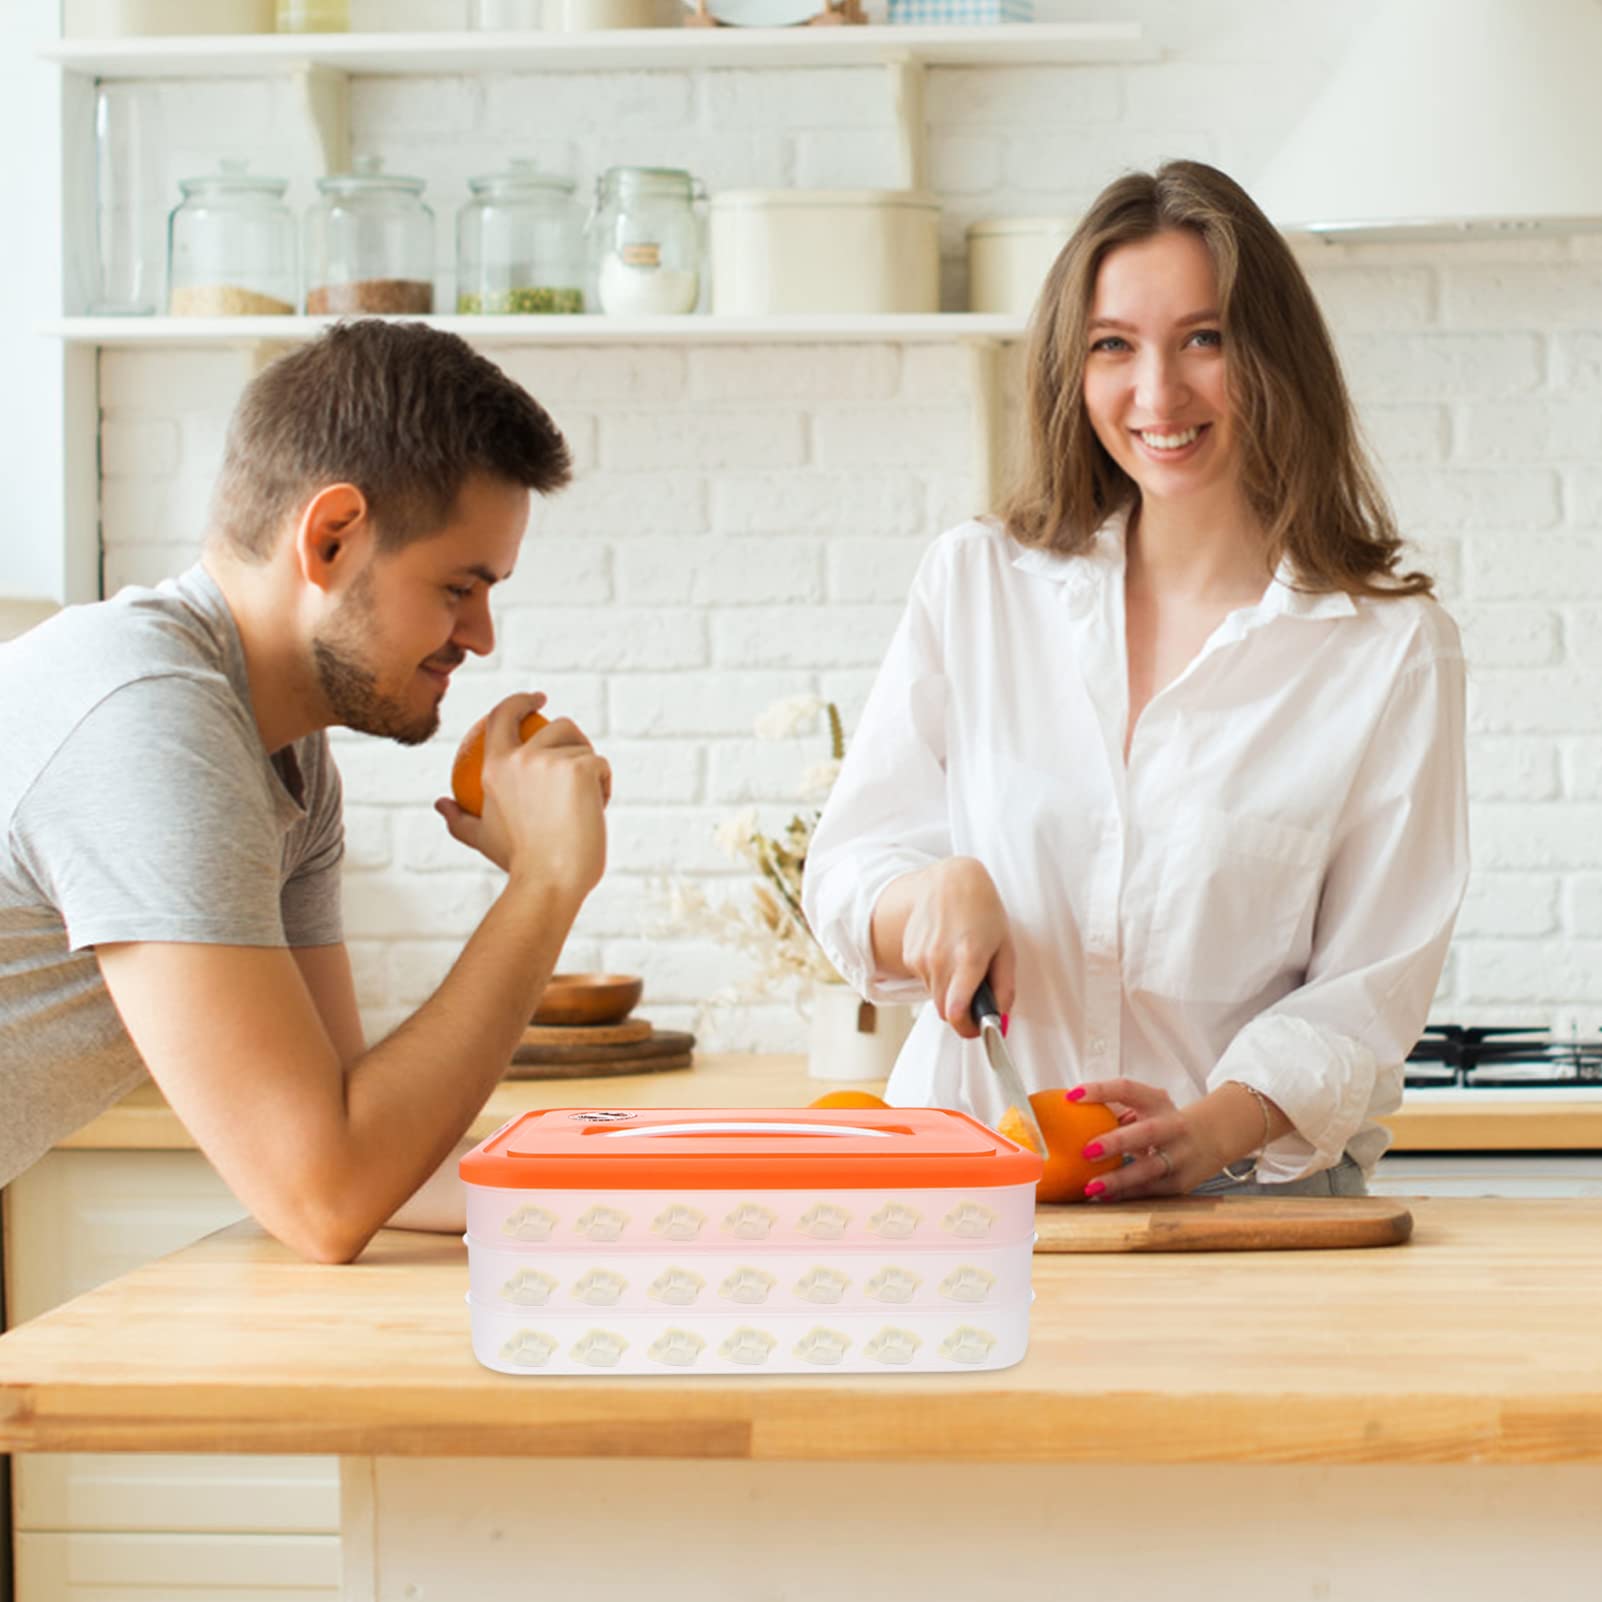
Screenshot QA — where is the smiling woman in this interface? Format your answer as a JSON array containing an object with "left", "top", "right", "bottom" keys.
[{"left": 801, "top": 159, "right": 1468, "bottom": 1211}]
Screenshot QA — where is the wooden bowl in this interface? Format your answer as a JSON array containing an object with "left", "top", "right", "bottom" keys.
[{"left": 532, "top": 973, "right": 644, "bottom": 1028}]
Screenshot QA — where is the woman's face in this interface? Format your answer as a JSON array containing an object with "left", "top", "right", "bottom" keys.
[{"left": 1082, "top": 228, "right": 1239, "bottom": 510}]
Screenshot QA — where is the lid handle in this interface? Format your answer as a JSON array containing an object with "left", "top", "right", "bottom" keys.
[{"left": 599, "top": 1120, "right": 893, "bottom": 1141}]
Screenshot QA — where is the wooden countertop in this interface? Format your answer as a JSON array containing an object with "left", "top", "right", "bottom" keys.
[
  {"left": 55, "top": 1054, "right": 1602, "bottom": 1153},
  {"left": 2, "top": 1198, "right": 1600, "bottom": 1464}
]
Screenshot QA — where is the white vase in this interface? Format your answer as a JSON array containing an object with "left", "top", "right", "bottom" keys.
[{"left": 805, "top": 984, "right": 914, "bottom": 1083}]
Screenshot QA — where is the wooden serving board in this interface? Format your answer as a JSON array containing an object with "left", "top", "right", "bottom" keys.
[
  {"left": 1033, "top": 1196, "right": 1414, "bottom": 1253},
  {"left": 506, "top": 1030, "right": 697, "bottom": 1080},
  {"left": 518, "top": 1018, "right": 654, "bottom": 1048},
  {"left": 504, "top": 1052, "right": 694, "bottom": 1082}
]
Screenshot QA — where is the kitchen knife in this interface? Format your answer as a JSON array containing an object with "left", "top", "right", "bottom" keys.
[{"left": 971, "top": 978, "right": 1048, "bottom": 1155}]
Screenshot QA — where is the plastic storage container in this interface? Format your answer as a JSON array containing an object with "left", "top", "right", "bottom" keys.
[
  {"left": 966, "top": 215, "right": 1076, "bottom": 314},
  {"left": 460, "top": 1106, "right": 1042, "bottom": 1375},
  {"left": 167, "top": 161, "right": 296, "bottom": 317},
  {"left": 456, "top": 161, "right": 586, "bottom": 315},
  {"left": 710, "top": 189, "right": 939, "bottom": 315},
  {"left": 305, "top": 157, "right": 434, "bottom": 315},
  {"left": 589, "top": 166, "right": 703, "bottom": 316}
]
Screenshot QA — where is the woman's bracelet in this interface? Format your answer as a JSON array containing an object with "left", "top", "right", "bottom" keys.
[{"left": 1218, "top": 1081, "right": 1275, "bottom": 1183}]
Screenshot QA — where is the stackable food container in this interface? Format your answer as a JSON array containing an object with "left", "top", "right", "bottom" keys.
[{"left": 460, "top": 1107, "right": 1042, "bottom": 1376}]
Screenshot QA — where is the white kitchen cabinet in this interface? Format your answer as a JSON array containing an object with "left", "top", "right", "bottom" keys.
[
  {"left": 16, "top": 1531, "right": 338, "bottom": 1599},
  {"left": 3, "top": 1149, "right": 340, "bottom": 1600}
]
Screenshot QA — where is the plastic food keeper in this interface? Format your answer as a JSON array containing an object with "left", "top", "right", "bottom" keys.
[{"left": 460, "top": 1107, "right": 1042, "bottom": 1376}]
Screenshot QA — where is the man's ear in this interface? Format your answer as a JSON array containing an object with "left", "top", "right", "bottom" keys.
[{"left": 293, "top": 483, "right": 372, "bottom": 595}]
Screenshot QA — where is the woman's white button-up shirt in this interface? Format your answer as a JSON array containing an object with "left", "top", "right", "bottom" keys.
[{"left": 801, "top": 512, "right": 1469, "bottom": 1181}]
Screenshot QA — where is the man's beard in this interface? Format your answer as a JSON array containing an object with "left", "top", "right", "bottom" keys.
[{"left": 312, "top": 573, "right": 439, "bottom": 747}]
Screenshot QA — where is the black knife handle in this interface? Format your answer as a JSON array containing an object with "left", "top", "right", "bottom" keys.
[{"left": 971, "top": 977, "right": 1002, "bottom": 1029}]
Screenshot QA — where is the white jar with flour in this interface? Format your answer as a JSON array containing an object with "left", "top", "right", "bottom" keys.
[{"left": 589, "top": 167, "right": 703, "bottom": 316}]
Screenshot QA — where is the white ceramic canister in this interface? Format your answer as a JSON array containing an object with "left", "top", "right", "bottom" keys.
[
  {"left": 710, "top": 189, "right": 940, "bottom": 316},
  {"left": 544, "top": 0, "right": 659, "bottom": 25},
  {"left": 806, "top": 985, "right": 914, "bottom": 1083},
  {"left": 965, "top": 215, "right": 1078, "bottom": 316},
  {"left": 65, "top": 0, "right": 274, "bottom": 33}
]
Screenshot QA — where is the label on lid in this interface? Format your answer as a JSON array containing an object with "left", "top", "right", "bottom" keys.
[{"left": 460, "top": 1107, "right": 1042, "bottom": 1191}]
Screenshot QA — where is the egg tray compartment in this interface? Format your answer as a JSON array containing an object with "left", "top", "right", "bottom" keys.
[
  {"left": 467, "top": 1184, "right": 1038, "bottom": 1251},
  {"left": 467, "top": 1236, "right": 1036, "bottom": 1315},
  {"left": 468, "top": 1294, "right": 1033, "bottom": 1376}
]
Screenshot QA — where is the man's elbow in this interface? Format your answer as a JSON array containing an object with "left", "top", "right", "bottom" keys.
[{"left": 260, "top": 1189, "right": 378, "bottom": 1265}]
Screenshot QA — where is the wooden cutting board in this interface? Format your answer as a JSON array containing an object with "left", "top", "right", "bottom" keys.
[
  {"left": 504, "top": 1052, "right": 694, "bottom": 1081},
  {"left": 518, "top": 1019, "right": 654, "bottom": 1048},
  {"left": 511, "top": 1028, "right": 695, "bottom": 1065},
  {"left": 1033, "top": 1196, "right": 1413, "bottom": 1253},
  {"left": 506, "top": 1029, "right": 697, "bottom": 1081}
]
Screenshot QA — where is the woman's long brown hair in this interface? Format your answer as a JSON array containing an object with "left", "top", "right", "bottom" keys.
[{"left": 998, "top": 160, "right": 1432, "bottom": 598}]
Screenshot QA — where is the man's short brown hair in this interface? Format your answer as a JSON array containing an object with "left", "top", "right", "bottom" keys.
[{"left": 210, "top": 319, "right": 572, "bottom": 559}]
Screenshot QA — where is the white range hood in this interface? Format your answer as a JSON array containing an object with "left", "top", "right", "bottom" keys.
[{"left": 1252, "top": 0, "right": 1602, "bottom": 240}]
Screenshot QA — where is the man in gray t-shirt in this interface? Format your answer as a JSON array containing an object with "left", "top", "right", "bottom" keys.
[
  {"left": 0, "top": 566, "right": 344, "bottom": 1185},
  {"left": 0, "top": 322, "right": 609, "bottom": 1262}
]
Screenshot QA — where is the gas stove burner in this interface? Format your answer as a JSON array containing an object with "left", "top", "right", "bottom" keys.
[{"left": 1407, "top": 1022, "right": 1602, "bottom": 1089}]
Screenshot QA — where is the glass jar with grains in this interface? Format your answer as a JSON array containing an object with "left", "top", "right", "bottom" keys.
[
  {"left": 457, "top": 161, "right": 586, "bottom": 315},
  {"left": 167, "top": 161, "right": 296, "bottom": 317},
  {"left": 304, "top": 156, "right": 435, "bottom": 316},
  {"left": 588, "top": 166, "right": 702, "bottom": 316}
]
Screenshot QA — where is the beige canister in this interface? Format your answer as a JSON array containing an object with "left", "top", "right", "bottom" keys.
[
  {"left": 710, "top": 190, "right": 940, "bottom": 316},
  {"left": 966, "top": 215, "right": 1078, "bottom": 316},
  {"left": 65, "top": 0, "right": 274, "bottom": 32}
]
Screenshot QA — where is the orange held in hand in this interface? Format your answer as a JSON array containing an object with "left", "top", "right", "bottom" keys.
[
  {"left": 997, "top": 1091, "right": 1121, "bottom": 1204},
  {"left": 807, "top": 1090, "right": 889, "bottom": 1110},
  {"left": 450, "top": 710, "right": 549, "bottom": 818}
]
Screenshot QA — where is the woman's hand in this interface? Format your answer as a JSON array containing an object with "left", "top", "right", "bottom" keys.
[
  {"left": 1067, "top": 1077, "right": 1283, "bottom": 1200},
  {"left": 891, "top": 857, "right": 1016, "bottom": 1040}
]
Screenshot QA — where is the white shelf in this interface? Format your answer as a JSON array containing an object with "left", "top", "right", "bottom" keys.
[
  {"left": 47, "top": 312, "right": 1029, "bottom": 346},
  {"left": 42, "top": 21, "right": 1149, "bottom": 77}
]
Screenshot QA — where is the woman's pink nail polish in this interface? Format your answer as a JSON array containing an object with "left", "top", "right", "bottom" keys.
[
  {"left": 1085, "top": 1180, "right": 1107, "bottom": 1198},
  {"left": 1067, "top": 1086, "right": 1086, "bottom": 1102},
  {"left": 1083, "top": 1142, "right": 1104, "bottom": 1159},
  {"left": 1000, "top": 1013, "right": 1010, "bottom": 1038}
]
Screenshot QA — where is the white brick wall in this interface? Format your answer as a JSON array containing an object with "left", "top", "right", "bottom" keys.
[{"left": 94, "top": 0, "right": 1602, "bottom": 1042}]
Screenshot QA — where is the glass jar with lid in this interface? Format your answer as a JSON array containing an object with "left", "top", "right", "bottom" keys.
[
  {"left": 588, "top": 166, "right": 702, "bottom": 317},
  {"left": 276, "top": 0, "right": 347, "bottom": 29},
  {"left": 457, "top": 160, "right": 586, "bottom": 315},
  {"left": 304, "top": 156, "right": 435, "bottom": 316},
  {"left": 167, "top": 160, "right": 296, "bottom": 317}
]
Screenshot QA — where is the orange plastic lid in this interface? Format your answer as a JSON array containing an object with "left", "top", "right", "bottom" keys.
[{"left": 459, "top": 1107, "right": 1043, "bottom": 1191}]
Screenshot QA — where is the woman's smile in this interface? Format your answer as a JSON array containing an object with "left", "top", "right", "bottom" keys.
[{"left": 1130, "top": 421, "right": 1211, "bottom": 462}]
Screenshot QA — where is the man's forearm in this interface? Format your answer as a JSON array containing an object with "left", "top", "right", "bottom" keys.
[{"left": 322, "top": 877, "right": 582, "bottom": 1255}]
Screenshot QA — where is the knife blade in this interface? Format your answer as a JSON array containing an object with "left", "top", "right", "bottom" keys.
[{"left": 971, "top": 977, "right": 1048, "bottom": 1155}]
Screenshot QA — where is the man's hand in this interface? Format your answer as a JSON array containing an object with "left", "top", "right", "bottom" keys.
[{"left": 435, "top": 692, "right": 610, "bottom": 897}]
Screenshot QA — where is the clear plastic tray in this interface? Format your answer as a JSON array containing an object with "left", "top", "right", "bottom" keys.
[
  {"left": 465, "top": 1183, "right": 1038, "bottom": 1251},
  {"left": 467, "top": 1293, "right": 1033, "bottom": 1375},
  {"left": 466, "top": 1234, "right": 1036, "bottom": 1315}
]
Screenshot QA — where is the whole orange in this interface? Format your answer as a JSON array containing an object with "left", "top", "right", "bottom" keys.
[
  {"left": 450, "top": 710, "right": 549, "bottom": 818},
  {"left": 997, "top": 1091, "right": 1122, "bottom": 1203},
  {"left": 807, "top": 1090, "right": 889, "bottom": 1110}
]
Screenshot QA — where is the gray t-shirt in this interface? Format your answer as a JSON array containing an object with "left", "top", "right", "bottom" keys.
[{"left": 0, "top": 564, "right": 344, "bottom": 1187}]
